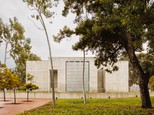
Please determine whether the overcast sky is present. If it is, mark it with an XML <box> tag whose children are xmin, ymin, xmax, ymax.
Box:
<box><xmin>0</xmin><ymin>0</ymin><xmax>93</xmax><ymax>68</ymax></box>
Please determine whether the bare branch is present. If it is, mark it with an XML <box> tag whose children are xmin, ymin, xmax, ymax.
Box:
<box><xmin>28</xmin><ymin>17</ymin><xmax>44</xmax><ymax>30</ymax></box>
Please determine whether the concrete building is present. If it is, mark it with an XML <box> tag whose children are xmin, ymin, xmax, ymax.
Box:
<box><xmin>26</xmin><ymin>57</ymin><xmax>129</xmax><ymax>92</ymax></box>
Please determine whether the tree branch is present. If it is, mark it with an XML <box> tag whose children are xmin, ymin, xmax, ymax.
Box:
<box><xmin>28</xmin><ymin>17</ymin><xmax>44</xmax><ymax>30</ymax></box>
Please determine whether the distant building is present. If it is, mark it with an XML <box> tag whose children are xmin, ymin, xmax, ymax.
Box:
<box><xmin>26</xmin><ymin>57</ymin><xmax>129</xmax><ymax>92</ymax></box>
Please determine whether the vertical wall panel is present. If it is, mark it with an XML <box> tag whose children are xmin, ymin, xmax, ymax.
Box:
<box><xmin>66</xmin><ymin>61</ymin><xmax>89</xmax><ymax>92</ymax></box>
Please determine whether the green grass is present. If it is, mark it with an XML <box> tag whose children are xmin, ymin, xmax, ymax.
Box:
<box><xmin>18</xmin><ymin>97</ymin><xmax>154</xmax><ymax>115</ymax></box>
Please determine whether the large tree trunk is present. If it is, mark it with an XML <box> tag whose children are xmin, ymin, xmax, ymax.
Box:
<box><xmin>125</xmin><ymin>32</ymin><xmax>152</xmax><ymax>108</ymax></box>
<box><xmin>139</xmin><ymin>77</ymin><xmax>152</xmax><ymax>108</ymax></box>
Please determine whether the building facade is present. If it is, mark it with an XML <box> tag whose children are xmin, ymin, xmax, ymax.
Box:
<box><xmin>26</xmin><ymin>57</ymin><xmax>129</xmax><ymax>92</ymax></box>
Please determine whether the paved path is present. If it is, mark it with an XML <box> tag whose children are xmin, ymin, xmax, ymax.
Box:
<box><xmin>0</xmin><ymin>98</ymin><xmax>51</xmax><ymax>115</ymax></box>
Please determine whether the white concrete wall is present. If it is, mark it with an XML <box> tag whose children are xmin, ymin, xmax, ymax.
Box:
<box><xmin>89</xmin><ymin>58</ymin><xmax>99</xmax><ymax>92</ymax></box>
<box><xmin>5</xmin><ymin>92</ymin><xmax>154</xmax><ymax>99</ymax></box>
<box><xmin>52</xmin><ymin>57</ymin><xmax>66</xmax><ymax>92</ymax></box>
<box><xmin>26</xmin><ymin>57</ymin><xmax>129</xmax><ymax>93</ymax></box>
<box><xmin>105</xmin><ymin>61</ymin><xmax>129</xmax><ymax>92</ymax></box>
<box><xmin>26</xmin><ymin>61</ymin><xmax>49</xmax><ymax>91</ymax></box>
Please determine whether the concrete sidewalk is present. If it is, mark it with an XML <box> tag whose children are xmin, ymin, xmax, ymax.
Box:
<box><xmin>0</xmin><ymin>98</ymin><xmax>51</xmax><ymax>115</ymax></box>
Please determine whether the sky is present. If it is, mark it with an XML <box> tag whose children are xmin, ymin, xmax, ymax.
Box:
<box><xmin>0</xmin><ymin>0</ymin><xmax>93</xmax><ymax>68</ymax></box>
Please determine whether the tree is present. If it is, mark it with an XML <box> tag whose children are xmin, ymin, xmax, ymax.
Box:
<box><xmin>121</xmin><ymin>53</ymin><xmax>154</xmax><ymax>87</ymax></box>
<box><xmin>120</xmin><ymin>55</ymin><xmax>138</xmax><ymax>86</ymax></box>
<box><xmin>54</xmin><ymin>0</ymin><xmax>154</xmax><ymax>108</ymax></box>
<box><xmin>0</xmin><ymin>64</ymin><xmax>21</xmax><ymax>102</ymax></box>
<box><xmin>0</xmin><ymin>64</ymin><xmax>8</xmax><ymax>101</ymax></box>
<box><xmin>0</xmin><ymin>17</ymin><xmax>41</xmax><ymax>82</ymax></box>
<box><xmin>0</xmin><ymin>17</ymin><xmax>25</xmax><ymax>64</ymax></box>
<box><xmin>23</xmin><ymin>0</ymin><xmax>58</xmax><ymax>106</ymax></box>
<box><xmin>20</xmin><ymin>73</ymin><xmax>39</xmax><ymax>102</ymax></box>
<box><xmin>129</xmin><ymin>53</ymin><xmax>154</xmax><ymax>87</ymax></box>
<box><xmin>8</xmin><ymin>71</ymin><xmax>21</xmax><ymax>104</ymax></box>
<box><xmin>137</xmin><ymin>53</ymin><xmax>154</xmax><ymax>91</ymax></box>
<box><xmin>11</xmin><ymin>37</ymin><xmax>41</xmax><ymax>82</ymax></box>
<box><xmin>20</xmin><ymin>83</ymin><xmax>38</xmax><ymax>102</ymax></box>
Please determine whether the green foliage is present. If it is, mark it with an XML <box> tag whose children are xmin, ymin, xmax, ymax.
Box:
<box><xmin>53</xmin><ymin>26</ymin><xmax>74</xmax><ymax>43</ymax></box>
<box><xmin>19</xmin><ymin>72</ymin><xmax>38</xmax><ymax>102</ymax></box>
<box><xmin>0</xmin><ymin>65</ymin><xmax>21</xmax><ymax>101</ymax></box>
<box><xmin>54</xmin><ymin>0</ymin><xmax>154</xmax><ymax>73</ymax></box>
<box><xmin>54</xmin><ymin>0</ymin><xmax>154</xmax><ymax>107</ymax></box>
<box><xmin>18</xmin><ymin>97</ymin><xmax>154</xmax><ymax>115</ymax></box>
<box><xmin>28</xmin><ymin>53</ymin><xmax>41</xmax><ymax>60</ymax></box>
<box><xmin>138</xmin><ymin>53</ymin><xmax>154</xmax><ymax>76</ymax></box>
<box><xmin>121</xmin><ymin>53</ymin><xmax>154</xmax><ymax>86</ymax></box>
<box><xmin>131</xmin><ymin>53</ymin><xmax>154</xmax><ymax>86</ymax></box>
<box><xmin>149</xmin><ymin>76</ymin><xmax>154</xmax><ymax>90</ymax></box>
<box><xmin>0</xmin><ymin>65</ymin><xmax>21</xmax><ymax>90</ymax></box>
<box><xmin>0</xmin><ymin>63</ymin><xmax>6</xmax><ymax>68</ymax></box>
<box><xmin>13</xmin><ymin>45</ymin><xmax>41</xmax><ymax>83</ymax></box>
<box><xmin>20</xmin><ymin>83</ymin><xmax>39</xmax><ymax>91</ymax></box>
<box><xmin>19</xmin><ymin>82</ymin><xmax>38</xmax><ymax>102</ymax></box>
<box><xmin>0</xmin><ymin>17</ymin><xmax>41</xmax><ymax>82</ymax></box>
<box><xmin>20</xmin><ymin>73</ymin><xmax>38</xmax><ymax>91</ymax></box>
<box><xmin>23</xmin><ymin>0</ymin><xmax>58</xmax><ymax>19</ymax></box>
<box><xmin>26</xmin><ymin>73</ymin><xmax>34</xmax><ymax>81</ymax></box>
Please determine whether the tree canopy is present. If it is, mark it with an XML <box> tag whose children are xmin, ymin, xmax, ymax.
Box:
<box><xmin>0</xmin><ymin>17</ymin><xmax>41</xmax><ymax>82</ymax></box>
<box><xmin>55</xmin><ymin>0</ymin><xmax>154</xmax><ymax>70</ymax></box>
<box><xmin>0</xmin><ymin>64</ymin><xmax>21</xmax><ymax>101</ymax></box>
<box><xmin>54</xmin><ymin>0</ymin><xmax>154</xmax><ymax>108</ymax></box>
<box><xmin>20</xmin><ymin>73</ymin><xmax>39</xmax><ymax>102</ymax></box>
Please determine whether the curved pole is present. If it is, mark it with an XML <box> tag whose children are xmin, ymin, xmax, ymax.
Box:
<box><xmin>83</xmin><ymin>49</ymin><xmax>86</xmax><ymax>104</ymax></box>
<box><xmin>39</xmin><ymin>12</ymin><xmax>55</xmax><ymax>106</ymax></box>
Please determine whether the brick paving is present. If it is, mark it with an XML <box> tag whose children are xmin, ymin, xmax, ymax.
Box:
<box><xmin>0</xmin><ymin>98</ymin><xmax>51</xmax><ymax>115</ymax></box>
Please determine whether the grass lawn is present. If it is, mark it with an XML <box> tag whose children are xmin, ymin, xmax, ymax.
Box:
<box><xmin>18</xmin><ymin>97</ymin><xmax>154</xmax><ymax>115</ymax></box>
